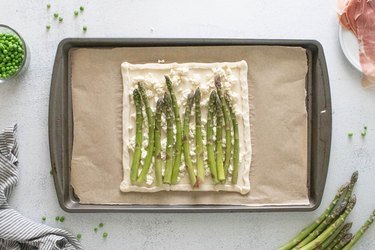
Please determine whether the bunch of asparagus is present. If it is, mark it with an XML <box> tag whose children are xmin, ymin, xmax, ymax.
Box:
<box><xmin>130</xmin><ymin>75</ymin><xmax>240</xmax><ymax>187</ymax></box>
<box><xmin>279</xmin><ymin>171</ymin><xmax>375</xmax><ymax>250</ymax></box>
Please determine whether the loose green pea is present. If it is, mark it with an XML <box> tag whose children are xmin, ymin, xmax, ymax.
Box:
<box><xmin>54</xmin><ymin>13</ymin><xmax>59</xmax><ymax>18</ymax></box>
<box><xmin>74</xmin><ymin>10</ymin><xmax>79</xmax><ymax>16</ymax></box>
<box><xmin>59</xmin><ymin>216</ymin><xmax>65</xmax><ymax>222</ymax></box>
<box><xmin>55</xmin><ymin>216</ymin><xmax>60</xmax><ymax>221</ymax></box>
<box><xmin>47</xmin><ymin>3</ymin><xmax>51</xmax><ymax>8</ymax></box>
<box><xmin>102</xmin><ymin>232</ymin><xmax>108</xmax><ymax>238</ymax></box>
<box><xmin>83</xmin><ymin>26</ymin><xmax>87</xmax><ymax>32</ymax></box>
<box><xmin>46</xmin><ymin>25</ymin><xmax>51</xmax><ymax>30</ymax></box>
<box><xmin>80</xmin><ymin>6</ymin><xmax>84</xmax><ymax>11</ymax></box>
<box><xmin>59</xmin><ymin>17</ymin><xmax>63</xmax><ymax>22</ymax></box>
<box><xmin>77</xmin><ymin>234</ymin><xmax>82</xmax><ymax>240</ymax></box>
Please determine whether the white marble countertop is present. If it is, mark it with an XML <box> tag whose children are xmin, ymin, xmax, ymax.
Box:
<box><xmin>1</xmin><ymin>0</ymin><xmax>375</xmax><ymax>249</ymax></box>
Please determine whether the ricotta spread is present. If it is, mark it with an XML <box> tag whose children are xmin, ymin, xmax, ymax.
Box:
<box><xmin>120</xmin><ymin>61</ymin><xmax>252</xmax><ymax>194</ymax></box>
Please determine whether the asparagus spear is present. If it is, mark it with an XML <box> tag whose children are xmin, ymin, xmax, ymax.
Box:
<box><xmin>326</xmin><ymin>223</ymin><xmax>353</xmax><ymax>250</ymax></box>
<box><xmin>153</xmin><ymin>98</ymin><xmax>164</xmax><ymax>186</ymax></box>
<box><xmin>296</xmin><ymin>201</ymin><xmax>348</xmax><ymax>248</ymax></box>
<box><xmin>333</xmin><ymin>233</ymin><xmax>353</xmax><ymax>250</ymax></box>
<box><xmin>224</xmin><ymin>93</ymin><xmax>239</xmax><ymax>184</ymax></box>
<box><xmin>163</xmin><ymin>93</ymin><xmax>174</xmax><ymax>184</ymax></box>
<box><xmin>182</xmin><ymin>92</ymin><xmax>197</xmax><ymax>186</ymax></box>
<box><xmin>165</xmin><ymin>76</ymin><xmax>183</xmax><ymax>185</ymax></box>
<box><xmin>130</xmin><ymin>89</ymin><xmax>143</xmax><ymax>183</ymax></box>
<box><xmin>278</xmin><ymin>182</ymin><xmax>349</xmax><ymax>250</ymax></box>
<box><xmin>215</xmin><ymin>75</ymin><xmax>232</xmax><ymax>180</ymax></box>
<box><xmin>215</xmin><ymin>92</ymin><xmax>225</xmax><ymax>182</ymax></box>
<box><xmin>299</xmin><ymin>196</ymin><xmax>357</xmax><ymax>250</ymax></box>
<box><xmin>195</xmin><ymin>88</ymin><xmax>205</xmax><ymax>186</ymax></box>
<box><xmin>136</xmin><ymin>83</ymin><xmax>155</xmax><ymax>184</ymax></box>
<box><xmin>343</xmin><ymin>171</ymin><xmax>358</xmax><ymax>204</ymax></box>
<box><xmin>320</xmin><ymin>221</ymin><xmax>348</xmax><ymax>250</ymax></box>
<box><xmin>206</xmin><ymin>91</ymin><xmax>218</xmax><ymax>183</ymax></box>
<box><xmin>341</xmin><ymin>209</ymin><xmax>375</xmax><ymax>250</ymax></box>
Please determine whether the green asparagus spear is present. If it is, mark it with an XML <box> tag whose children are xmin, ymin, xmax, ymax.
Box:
<box><xmin>326</xmin><ymin>223</ymin><xmax>352</xmax><ymax>250</ymax></box>
<box><xmin>296</xmin><ymin>201</ymin><xmax>348</xmax><ymax>248</ymax></box>
<box><xmin>207</xmin><ymin>91</ymin><xmax>218</xmax><ymax>183</ymax></box>
<box><xmin>320</xmin><ymin>221</ymin><xmax>348</xmax><ymax>250</ymax></box>
<box><xmin>136</xmin><ymin>83</ymin><xmax>155</xmax><ymax>184</ymax></box>
<box><xmin>182</xmin><ymin>93</ymin><xmax>197</xmax><ymax>186</ymax></box>
<box><xmin>163</xmin><ymin>93</ymin><xmax>174</xmax><ymax>184</ymax></box>
<box><xmin>195</xmin><ymin>88</ymin><xmax>205</xmax><ymax>186</ymax></box>
<box><xmin>333</xmin><ymin>233</ymin><xmax>353</xmax><ymax>250</ymax></box>
<box><xmin>130</xmin><ymin>89</ymin><xmax>143</xmax><ymax>183</ymax></box>
<box><xmin>299</xmin><ymin>196</ymin><xmax>357</xmax><ymax>250</ymax></box>
<box><xmin>224</xmin><ymin>93</ymin><xmax>239</xmax><ymax>184</ymax></box>
<box><xmin>215</xmin><ymin>92</ymin><xmax>225</xmax><ymax>182</ymax></box>
<box><xmin>215</xmin><ymin>75</ymin><xmax>232</xmax><ymax>180</ymax></box>
<box><xmin>165</xmin><ymin>76</ymin><xmax>183</xmax><ymax>185</ymax></box>
<box><xmin>278</xmin><ymin>183</ymin><xmax>349</xmax><ymax>250</ymax></box>
<box><xmin>341</xmin><ymin>209</ymin><xmax>375</xmax><ymax>250</ymax></box>
<box><xmin>153</xmin><ymin>98</ymin><xmax>164</xmax><ymax>186</ymax></box>
<box><xmin>343</xmin><ymin>171</ymin><xmax>358</xmax><ymax>204</ymax></box>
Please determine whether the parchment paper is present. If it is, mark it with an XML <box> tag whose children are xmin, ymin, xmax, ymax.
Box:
<box><xmin>70</xmin><ymin>46</ymin><xmax>308</xmax><ymax>206</ymax></box>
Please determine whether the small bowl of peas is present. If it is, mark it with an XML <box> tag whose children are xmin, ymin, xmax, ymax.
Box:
<box><xmin>0</xmin><ymin>24</ymin><xmax>30</xmax><ymax>83</ymax></box>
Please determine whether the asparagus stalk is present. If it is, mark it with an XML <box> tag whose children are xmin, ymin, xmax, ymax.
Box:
<box><xmin>326</xmin><ymin>223</ymin><xmax>353</xmax><ymax>250</ymax></box>
<box><xmin>195</xmin><ymin>88</ymin><xmax>205</xmax><ymax>186</ymax></box>
<box><xmin>182</xmin><ymin>92</ymin><xmax>197</xmax><ymax>186</ymax></box>
<box><xmin>333</xmin><ymin>233</ymin><xmax>353</xmax><ymax>250</ymax></box>
<box><xmin>320</xmin><ymin>221</ymin><xmax>348</xmax><ymax>250</ymax></box>
<box><xmin>136</xmin><ymin>83</ymin><xmax>155</xmax><ymax>184</ymax></box>
<box><xmin>296</xmin><ymin>201</ymin><xmax>348</xmax><ymax>248</ymax></box>
<box><xmin>206</xmin><ymin>91</ymin><xmax>218</xmax><ymax>183</ymax></box>
<box><xmin>343</xmin><ymin>171</ymin><xmax>358</xmax><ymax>204</ymax></box>
<box><xmin>153</xmin><ymin>98</ymin><xmax>164</xmax><ymax>186</ymax></box>
<box><xmin>165</xmin><ymin>76</ymin><xmax>183</xmax><ymax>185</ymax></box>
<box><xmin>278</xmin><ymin>183</ymin><xmax>349</xmax><ymax>250</ymax></box>
<box><xmin>215</xmin><ymin>75</ymin><xmax>232</xmax><ymax>180</ymax></box>
<box><xmin>224</xmin><ymin>93</ymin><xmax>239</xmax><ymax>184</ymax></box>
<box><xmin>130</xmin><ymin>89</ymin><xmax>143</xmax><ymax>183</ymax></box>
<box><xmin>299</xmin><ymin>196</ymin><xmax>357</xmax><ymax>250</ymax></box>
<box><xmin>341</xmin><ymin>209</ymin><xmax>375</xmax><ymax>250</ymax></box>
<box><xmin>163</xmin><ymin>93</ymin><xmax>174</xmax><ymax>184</ymax></box>
<box><xmin>215</xmin><ymin>92</ymin><xmax>225</xmax><ymax>181</ymax></box>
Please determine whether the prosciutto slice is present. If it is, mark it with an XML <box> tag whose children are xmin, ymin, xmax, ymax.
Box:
<box><xmin>338</xmin><ymin>0</ymin><xmax>375</xmax><ymax>86</ymax></box>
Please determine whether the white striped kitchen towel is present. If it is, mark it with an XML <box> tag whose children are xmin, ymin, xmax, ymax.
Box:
<box><xmin>0</xmin><ymin>125</ymin><xmax>83</xmax><ymax>250</ymax></box>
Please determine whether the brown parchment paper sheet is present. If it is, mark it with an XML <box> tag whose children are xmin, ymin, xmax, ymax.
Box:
<box><xmin>70</xmin><ymin>46</ymin><xmax>308</xmax><ymax>206</ymax></box>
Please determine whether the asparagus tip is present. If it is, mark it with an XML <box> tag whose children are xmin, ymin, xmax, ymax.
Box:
<box><xmin>214</xmin><ymin>75</ymin><xmax>221</xmax><ymax>88</ymax></box>
<box><xmin>194</xmin><ymin>87</ymin><xmax>201</xmax><ymax>97</ymax></box>
<box><xmin>342</xmin><ymin>233</ymin><xmax>353</xmax><ymax>243</ymax></box>
<box><xmin>344</xmin><ymin>222</ymin><xmax>353</xmax><ymax>231</ymax></box>
<box><xmin>156</xmin><ymin>97</ymin><xmax>164</xmax><ymax>110</ymax></box>
<box><xmin>351</xmin><ymin>171</ymin><xmax>359</xmax><ymax>184</ymax></box>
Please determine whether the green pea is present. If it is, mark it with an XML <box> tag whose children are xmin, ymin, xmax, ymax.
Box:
<box><xmin>54</xmin><ymin>13</ymin><xmax>59</xmax><ymax>18</ymax></box>
<box><xmin>80</xmin><ymin>6</ymin><xmax>84</xmax><ymax>11</ymax></box>
<box><xmin>74</xmin><ymin>10</ymin><xmax>79</xmax><ymax>16</ymax></box>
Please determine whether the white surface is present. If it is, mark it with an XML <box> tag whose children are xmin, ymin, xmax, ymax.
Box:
<box><xmin>339</xmin><ymin>25</ymin><xmax>362</xmax><ymax>72</ymax></box>
<box><xmin>0</xmin><ymin>0</ymin><xmax>375</xmax><ymax>249</ymax></box>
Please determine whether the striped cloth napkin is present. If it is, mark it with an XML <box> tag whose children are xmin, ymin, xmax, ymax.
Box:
<box><xmin>0</xmin><ymin>125</ymin><xmax>83</xmax><ymax>250</ymax></box>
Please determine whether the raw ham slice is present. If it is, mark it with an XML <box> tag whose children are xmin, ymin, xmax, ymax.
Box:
<box><xmin>338</xmin><ymin>0</ymin><xmax>375</xmax><ymax>86</ymax></box>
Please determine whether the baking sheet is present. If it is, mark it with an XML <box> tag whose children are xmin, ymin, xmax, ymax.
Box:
<box><xmin>70</xmin><ymin>45</ymin><xmax>308</xmax><ymax>205</ymax></box>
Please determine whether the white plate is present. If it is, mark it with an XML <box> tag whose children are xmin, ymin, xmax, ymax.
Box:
<box><xmin>339</xmin><ymin>25</ymin><xmax>362</xmax><ymax>72</ymax></box>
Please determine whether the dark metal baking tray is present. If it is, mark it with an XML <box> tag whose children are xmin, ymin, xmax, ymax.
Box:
<box><xmin>49</xmin><ymin>38</ymin><xmax>331</xmax><ymax>212</ymax></box>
